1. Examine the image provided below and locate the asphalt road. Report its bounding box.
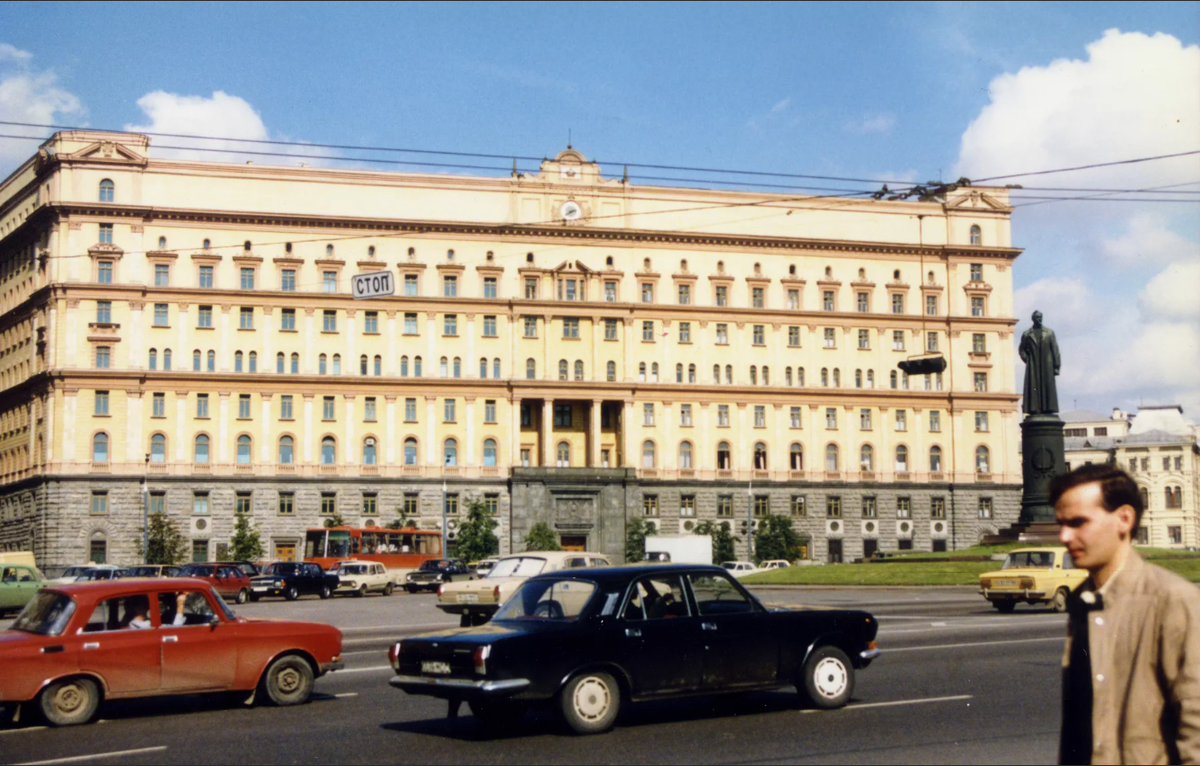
[0,588,1064,765]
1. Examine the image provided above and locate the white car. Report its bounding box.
[760,560,792,570]
[474,559,498,578]
[49,564,124,585]
[720,561,761,579]
[331,560,395,597]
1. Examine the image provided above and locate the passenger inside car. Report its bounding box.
[158,591,214,626]
[83,595,153,632]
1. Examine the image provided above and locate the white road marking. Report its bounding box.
[340,622,454,633]
[343,625,456,645]
[335,665,394,674]
[341,650,387,657]
[16,746,168,765]
[930,622,947,627]
[885,637,1063,653]
[801,695,972,714]
[333,693,359,698]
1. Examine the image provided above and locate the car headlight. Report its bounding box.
[980,578,992,589]
[406,573,416,582]
[275,579,285,587]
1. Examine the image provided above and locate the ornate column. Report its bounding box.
[622,399,636,468]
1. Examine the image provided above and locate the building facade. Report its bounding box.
[0,131,1023,571]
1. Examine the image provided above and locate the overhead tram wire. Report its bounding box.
[972,150,1200,183]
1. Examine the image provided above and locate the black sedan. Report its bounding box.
[404,559,474,593]
[387,564,880,735]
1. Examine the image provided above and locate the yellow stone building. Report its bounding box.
[0,130,1022,570]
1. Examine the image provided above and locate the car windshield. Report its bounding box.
[493,578,597,621]
[721,562,738,570]
[125,566,159,577]
[180,565,215,577]
[1002,552,1055,569]
[261,563,298,576]
[61,566,89,578]
[12,592,77,636]
[489,557,547,578]
[337,564,368,575]
[418,560,447,572]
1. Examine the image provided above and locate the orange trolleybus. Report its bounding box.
[303,526,443,576]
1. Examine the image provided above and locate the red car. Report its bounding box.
[177,563,253,604]
[0,578,343,726]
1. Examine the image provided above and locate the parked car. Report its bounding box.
[250,562,339,601]
[1,563,46,616]
[405,559,475,594]
[120,565,184,579]
[759,560,792,570]
[436,551,610,627]
[390,563,880,734]
[0,578,343,726]
[331,561,394,597]
[720,561,761,579]
[473,559,499,578]
[224,560,262,577]
[978,547,1086,612]
[49,565,125,585]
[175,564,253,605]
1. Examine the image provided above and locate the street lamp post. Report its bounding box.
[747,477,754,562]
[142,452,150,565]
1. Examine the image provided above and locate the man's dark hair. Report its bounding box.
[1049,463,1143,533]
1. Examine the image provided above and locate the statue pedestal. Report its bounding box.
[1020,414,1066,524]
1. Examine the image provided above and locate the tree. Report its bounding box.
[625,516,649,563]
[753,515,806,564]
[229,513,265,562]
[523,522,560,552]
[385,517,407,530]
[456,498,499,563]
[140,511,187,565]
[323,513,347,529]
[694,520,739,565]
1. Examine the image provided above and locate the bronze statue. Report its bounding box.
[1019,311,1061,416]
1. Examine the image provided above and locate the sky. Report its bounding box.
[1,1,1198,420]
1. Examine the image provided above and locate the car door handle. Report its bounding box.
[701,623,718,632]
[82,642,100,650]
[625,628,642,638]
[162,635,178,643]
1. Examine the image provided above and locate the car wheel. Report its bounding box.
[355,585,367,598]
[284,586,299,601]
[1051,588,1069,613]
[470,699,527,733]
[801,646,854,709]
[236,589,249,605]
[319,585,332,600]
[383,583,394,596]
[560,671,620,735]
[405,585,416,594]
[260,656,315,707]
[39,677,100,727]
[994,601,1017,613]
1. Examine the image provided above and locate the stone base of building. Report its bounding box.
[1,473,1022,576]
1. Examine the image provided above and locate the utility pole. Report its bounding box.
[747,477,754,562]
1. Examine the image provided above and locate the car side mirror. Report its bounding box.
[209,615,221,628]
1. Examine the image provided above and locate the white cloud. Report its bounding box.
[846,113,895,135]
[0,47,84,171]
[1101,212,1199,266]
[770,98,791,114]
[1014,277,1105,336]
[1140,258,1200,320]
[124,91,270,163]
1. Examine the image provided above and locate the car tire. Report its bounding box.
[559,671,620,735]
[994,601,1017,613]
[801,646,855,710]
[470,699,527,733]
[284,586,299,601]
[460,613,472,628]
[39,677,100,727]
[383,583,394,596]
[405,585,416,595]
[1051,588,1069,613]
[355,586,367,598]
[319,585,332,600]
[260,656,315,707]
[249,593,260,603]
[236,589,249,605]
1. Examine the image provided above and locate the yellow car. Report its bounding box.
[978,547,1087,613]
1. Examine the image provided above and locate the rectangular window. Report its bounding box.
[975,411,989,432]
[892,330,905,351]
[524,278,538,300]
[680,404,693,427]
[94,390,110,416]
[826,496,841,519]
[240,267,255,290]
[524,317,538,338]
[280,308,296,331]
[717,405,730,427]
[364,397,377,421]
[561,278,577,301]
[404,313,418,334]
[563,317,579,339]
[483,277,497,299]
[643,403,654,426]
[752,325,765,345]
[403,494,419,515]
[404,398,417,421]
[323,271,337,293]
[236,493,252,515]
[362,494,378,516]
[320,493,337,516]
[642,321,654,341]
[970,263,983,282]
[974,372,988,392]
[643,495,659,517]
[96,300,112,324]
[444,314,457,336]
[678,284,691,305]
[823,328,836,349]
[554,404,572,428]
[604,281,617,302]
[281,269,296,291]
[791,496,806,517]
[788,326,800,347]
[926,295,938,315]
[932,497,946,520]
[148,492,166,515]
[926,332,938,352]
[680,496,695,517]
[752,287,765,308]
[825,408,837,429]
[280,395,293,419]
[482,315,497,336]
[753,495,770,517]
[863,497,877,518]
[858,329,870,349]
[892,294,904,314]
[322,310,337,332]
[972,333,987,354]
[199,265,213,288]
[97,260,113,284]
[860,409,872,430]
[754,405,766,428]
[641,283,654,303]
[897,497,912,519]
[519,449,531,467]
[278,493,295,516]
[790,407,802,429]
[193,492,210,515]
[239,307,254,329]
[716,324,728,344]
[679,322,691,343]
[153,303,169,326]
[198,305,213,328]
[323,396,335,420]
[1169,526,1183,545]
[929,411,941,432]
[857,292,869,313]
[154,264,170,287]
[444,399,456,422]
[978,498,993,520]
[717,496,733,517]
[238,394,251,419]
[787,289,800,310]
[190,540,207,563]
[95,346,111,369]
[443,276,457,297]
[896,410,907,431]
[824,291,835,311]
[715,285,728,307]
[152,392,165,418]
[90,491,108,515]
[196,393,209,418]
[484,400,497,423]
[484,494,499,514]
[971,296,985,317]
[364,312,379,334]
[604,319,618,340]
[404,274,419,296]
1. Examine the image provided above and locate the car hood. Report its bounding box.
[979,567,1059,578]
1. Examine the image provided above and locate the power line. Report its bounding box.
[973,150,1200,183]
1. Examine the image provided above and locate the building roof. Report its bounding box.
[1061,409,1114,424]
[1119,429,1196,448]
[1065,436,1118,452]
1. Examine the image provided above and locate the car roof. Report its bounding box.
[1007,547,1066,553]
[527,562,727,585]
[48,577,214,597]
[501,551,608,562]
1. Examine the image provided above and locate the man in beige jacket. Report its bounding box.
[1053,464,1200,765]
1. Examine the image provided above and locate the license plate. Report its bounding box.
[457,593,479,603]
[253,586,267,591]
[996,580,1017,587]
[421,661,452,675]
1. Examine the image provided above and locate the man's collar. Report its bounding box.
[1091,547,1142,599]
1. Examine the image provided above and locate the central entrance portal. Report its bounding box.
[559,535,588,552]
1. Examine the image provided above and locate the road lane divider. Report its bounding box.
[885,637,1063,653]
[332,665,394,674]
[16,746,168,765]
[801,694,974,714]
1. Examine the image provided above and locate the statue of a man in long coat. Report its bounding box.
[1019,311,1061,415]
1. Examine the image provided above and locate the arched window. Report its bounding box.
[557,441,571,468]
[193,350,201,371]
[440,357,449,378]
[713,365,721,384]
[363,437,377,465]
[278,436,294,464]
[717,441,732,470]
[277,353,285,373]
[688,364,696,383]
[526,359,536,379]
[163,349,172,370]
[763,366,770,386]
[639,362,647,382]
[929,446,943,472]
[158,236,167,249]
[1166,486,1182,509]
[326,244,334,256]
[404,438,418,466]
[360,355,369,375]
[559,360,568,381]
[651,363,659,382]
[797,367,805,387]
[98,179,114,202]
[453,357,461,378]
[975,445,990,473]
[203,238,211,249]
[332,354,341,375]
[493,358,500,379]
[194,434,210,464]
[574,360,584,381]
[895,445,909,473]
[414,356,422,377]
[234,351,244,372]
[855,369,862,388]
[207,350,215,372]
[753,442,768,470]
[291,353,300,374]
[889,370,898,389]
[642,440,656,469]
[480,358,489,378]
[790,443,804,470]
[319,354,328,375]
[867,370,874,389]
[321,437,336,465]
[970,225,982,246]
[444,438,458,466]
[825,444,839,472]
[860,444,874,472]
[749,366,757,385]
[785,367,793,386]
[400,356,409,377]
[149,433,166,463]
[483,439,497,467]
[833,368,840,387]
[368,246,376,257]
[821,368,828,387]
[148,348,158,370]
[93,433,109,462]
[237,435,251,464]
[607,361,617,382]
[676,363,684,383]
[1139,485,1149,510]
[248,351,257,372]
[725,365,732,384]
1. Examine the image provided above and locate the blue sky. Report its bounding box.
[1,1,1198,418]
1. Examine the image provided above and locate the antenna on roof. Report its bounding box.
[568,128,572,150]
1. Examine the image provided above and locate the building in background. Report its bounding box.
[0,131,1023,571]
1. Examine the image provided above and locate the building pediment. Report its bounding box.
[946,190,1011,212]
[59,140,149,167]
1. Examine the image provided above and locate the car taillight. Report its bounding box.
[473,645,491,675]
[980,578,992,589]
[437,584,445,597]
[1019,577,1035,589]
[493,585,501,601]
[387,642,401,672]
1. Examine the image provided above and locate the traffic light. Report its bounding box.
[898,355,947,376]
